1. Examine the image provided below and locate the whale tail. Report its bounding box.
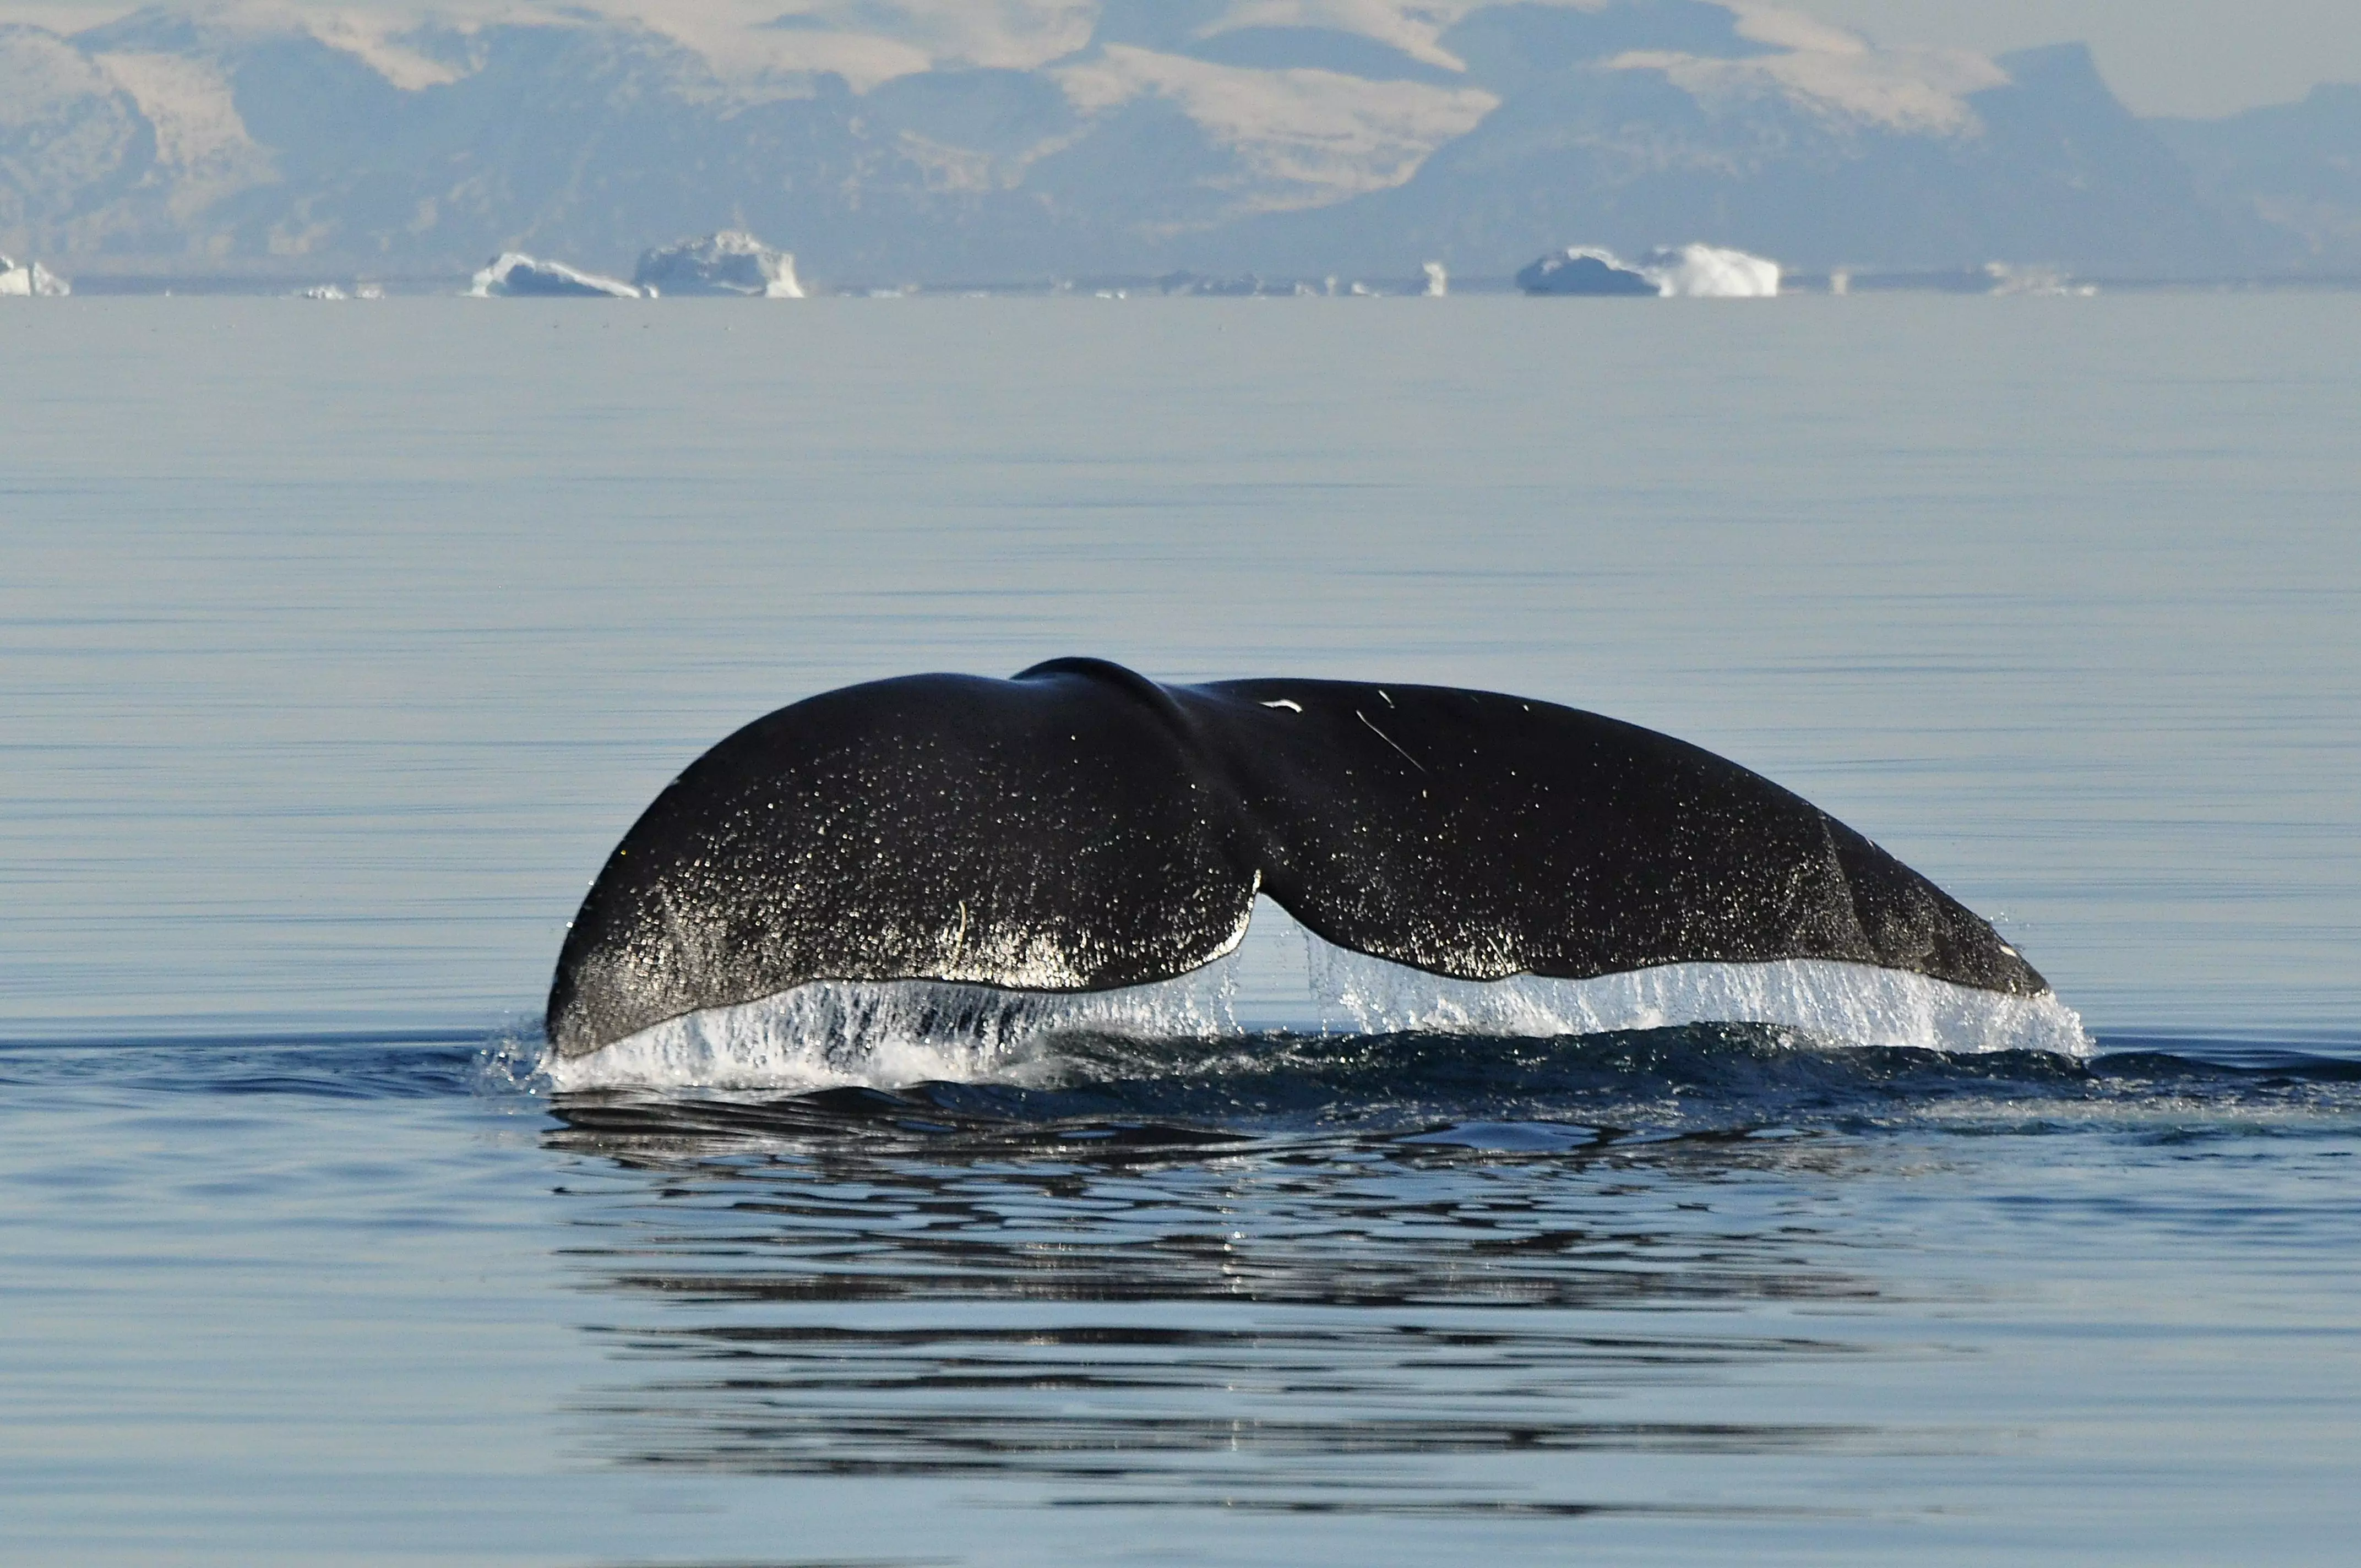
[548,661,2047,1058]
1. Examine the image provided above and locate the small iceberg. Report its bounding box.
[0,255,70,297]
[470,252,641,298]
[1157,270,1277,296]
[633,230,803,297]
[1646,243,1780,297]
[1518,244,1780,298]
[1984,262,2097,297]
[1516,248,1656,296]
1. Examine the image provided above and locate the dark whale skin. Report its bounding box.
[547,658,2047,1056]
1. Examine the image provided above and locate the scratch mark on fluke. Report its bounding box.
[1356,709,1428,773]
[546,661,2052,1057]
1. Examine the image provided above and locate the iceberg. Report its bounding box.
[0,255,70,297]
[1983,262,2097,297]
[1519,244,1780,298]
[1515,248,1656,296]
[1642,243,1780,297]
[469,252,641,298]
[1156,270,1279,296]
[632,231,804,297]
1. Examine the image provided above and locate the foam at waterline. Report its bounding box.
[546,893,1314,1092]
[1307,949,2088,1057]
[542,968,1249,1093]
[545,896,2088,1091]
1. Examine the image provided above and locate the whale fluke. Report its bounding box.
[547,659,2047,1057]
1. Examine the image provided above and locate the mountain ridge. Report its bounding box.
[2,2,2353,282]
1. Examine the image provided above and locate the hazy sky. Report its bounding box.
[3,1,2352,118]
[1781,0,2358,117]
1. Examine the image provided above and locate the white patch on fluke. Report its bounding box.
[546,897,2090,1091]
[1307,949,2087,1057]
[543,970,1247,1093]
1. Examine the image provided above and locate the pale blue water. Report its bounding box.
[3,295,2358,1564]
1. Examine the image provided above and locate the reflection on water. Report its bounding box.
[553,1196,1907,1511]
[535,1031,2361,1532]
[546,1041,1960,1517]
[4,1031,2356,1563]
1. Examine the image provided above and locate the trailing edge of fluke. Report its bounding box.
[546,659,2047,1057]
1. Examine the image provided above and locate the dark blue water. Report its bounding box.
[4,295,2358,1563]
[6,1027,2358,1564]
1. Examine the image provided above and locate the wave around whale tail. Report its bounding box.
[547,661,2063,1075]
[548,912,2086,1096]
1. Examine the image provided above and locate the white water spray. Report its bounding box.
[545,897,2088,1091]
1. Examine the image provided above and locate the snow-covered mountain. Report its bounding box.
[0,1,2344,282]
[2154,85,2361,274]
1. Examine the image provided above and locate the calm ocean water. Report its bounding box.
[4,294,2358,1564]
